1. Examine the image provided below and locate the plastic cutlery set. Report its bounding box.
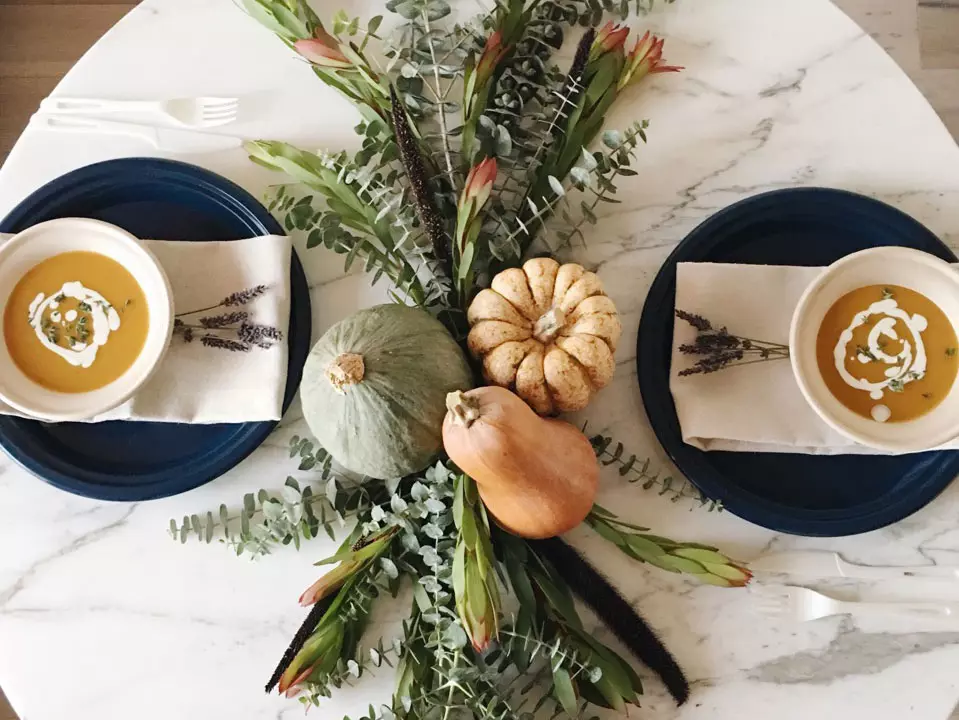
[30,95,242,154]
[750,550,959,624]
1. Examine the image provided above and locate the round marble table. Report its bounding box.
[2,1,959,718]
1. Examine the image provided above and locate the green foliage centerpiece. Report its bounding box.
[171,0,752,717]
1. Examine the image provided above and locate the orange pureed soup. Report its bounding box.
[3,251,149,393]
[815,284,958,423]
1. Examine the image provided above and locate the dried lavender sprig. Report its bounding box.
[224,285,268,307]
[678,355,790,377]
[675,309,790,376]
[674,309,712,332]
[199,311,250,329]
[200,335,251,352]
[679,343,788,356]
[176,286,269,318]
[238,322,283,348]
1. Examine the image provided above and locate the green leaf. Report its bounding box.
[603,129,623,149]
[460,500,478,548]
[624,534,669,560]
[452,540,467,601]
[495,125,512,156]
[672,547,730,565]
[380,558,399,580]
[367,15,383,35]
[426,0,452,20]
[547,175,565,197]
[552,667,578,716]
[588,518,628,548]
[581,201,598,224]
[702,561,750,583]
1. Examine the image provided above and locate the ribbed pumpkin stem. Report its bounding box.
[327,353,365,393]
[533,307,566,344]
[446,391,481,428]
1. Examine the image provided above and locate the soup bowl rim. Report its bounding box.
[790,246,959,453]
[0,218,173,421]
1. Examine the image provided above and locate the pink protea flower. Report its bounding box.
[459,156,498,214]
[476,30,509,81]
[618,31,683,89]
[590,21,630,60]
[294,27,352,70]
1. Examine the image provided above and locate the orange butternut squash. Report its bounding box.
[442,386,599,539]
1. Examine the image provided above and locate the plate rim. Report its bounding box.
[636,186,959,536]
[0,157,311,501]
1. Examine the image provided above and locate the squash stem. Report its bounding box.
[327,353,365,392]
[533,306,566,344]
[446,390,481,427]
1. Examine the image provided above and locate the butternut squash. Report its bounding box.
[442,386,599,539]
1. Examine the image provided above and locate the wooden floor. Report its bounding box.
[0,0,956,718]
[0,7,140,715]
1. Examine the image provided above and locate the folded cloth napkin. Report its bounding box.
[0,233,292,424]
[670,262,959,455]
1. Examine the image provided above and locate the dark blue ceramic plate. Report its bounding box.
[0,158,311,501]
[637,187,959,537]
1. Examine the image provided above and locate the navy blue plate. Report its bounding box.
[0,158,311,501]
[637,188,959,536]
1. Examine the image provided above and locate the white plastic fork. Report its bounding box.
[38,96,240,129]
[755,585,959,622]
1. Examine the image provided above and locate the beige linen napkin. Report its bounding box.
[670,262,959,455]
[0,234,292,423]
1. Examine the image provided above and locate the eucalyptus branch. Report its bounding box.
[421,8,458,188]
[168,437,377,557]
[589,433,722,510]
[249,141,432,306]
[555,121,647,248]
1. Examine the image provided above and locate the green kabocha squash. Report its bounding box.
[301,304,474,479]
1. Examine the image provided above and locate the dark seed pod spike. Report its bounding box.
[389,86,452,280]
[529,537,690,706]
[264,592,338,693]
[567,26,595,90]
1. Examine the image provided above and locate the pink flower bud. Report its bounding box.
[618,31,683,89]
[476,31,508,80]
[591,21,630,60]
[461,157,498,211]
[295,27,352,70]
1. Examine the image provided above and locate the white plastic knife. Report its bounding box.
[750,550,959,581]
[29,114,243,154]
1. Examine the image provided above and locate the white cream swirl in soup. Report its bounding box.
[816,284,958,423]
[3,251,149,393]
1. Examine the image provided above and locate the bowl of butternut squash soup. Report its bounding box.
[0,218,172,420]
[791,246,959,452]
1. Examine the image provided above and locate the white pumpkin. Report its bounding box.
[466,258,621,415]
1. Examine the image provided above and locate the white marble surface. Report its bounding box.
[2,0,959,718]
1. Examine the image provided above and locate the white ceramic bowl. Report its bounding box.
[0,218,173,421]
[790,246,959,453]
